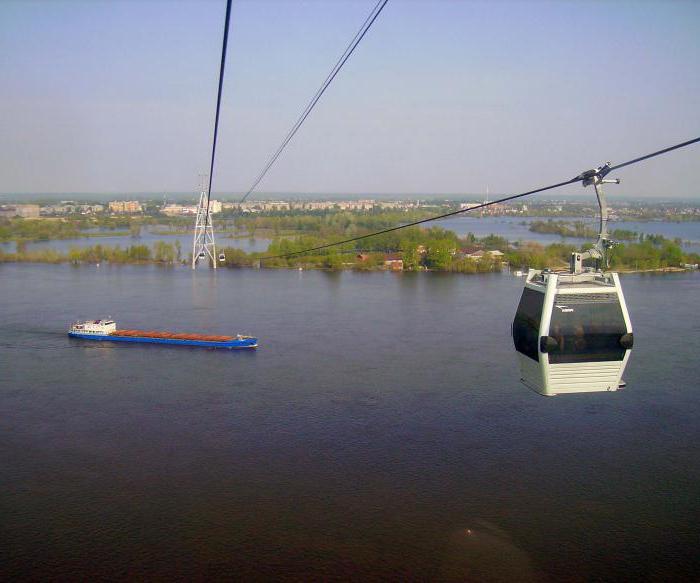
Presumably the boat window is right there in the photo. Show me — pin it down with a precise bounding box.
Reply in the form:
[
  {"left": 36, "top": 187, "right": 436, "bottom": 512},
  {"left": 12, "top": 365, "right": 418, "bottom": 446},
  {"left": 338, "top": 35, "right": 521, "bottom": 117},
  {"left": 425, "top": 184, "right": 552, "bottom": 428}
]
[
  {"left": 513, "top": 287, "right": 544, "bottom": 361},
  {"left": 547, "top": 293, "right": 627, "bottom": 363}
]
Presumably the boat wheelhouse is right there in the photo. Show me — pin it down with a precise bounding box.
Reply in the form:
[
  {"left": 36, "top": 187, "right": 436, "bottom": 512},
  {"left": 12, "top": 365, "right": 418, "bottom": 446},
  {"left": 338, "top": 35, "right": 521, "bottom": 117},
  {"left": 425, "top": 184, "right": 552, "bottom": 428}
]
[{"left": 69, "top": 319, "right": 117, "bottom": 335}]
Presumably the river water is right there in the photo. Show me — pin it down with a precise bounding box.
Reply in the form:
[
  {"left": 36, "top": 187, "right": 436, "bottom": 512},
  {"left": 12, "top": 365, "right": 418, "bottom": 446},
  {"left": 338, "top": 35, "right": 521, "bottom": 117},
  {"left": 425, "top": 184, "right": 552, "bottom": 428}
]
[{"left": 2, "top": 264, "right": 699, "bottom": 581}]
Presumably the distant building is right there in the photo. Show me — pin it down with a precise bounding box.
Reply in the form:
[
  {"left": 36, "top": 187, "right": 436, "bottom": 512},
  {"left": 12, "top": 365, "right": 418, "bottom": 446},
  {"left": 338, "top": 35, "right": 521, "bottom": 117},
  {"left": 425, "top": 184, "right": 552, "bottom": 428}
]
[
  {"left": 161, "top": 204, "right": 197, "bottom": 216},
  {"left": 161, "top": 201, "right": 220, "bottom": 216},
  {"left": 462, "top": 249, "right": 504, "bottom": 262},
  {"left": 79, "top": 204, "right": 104, "bottom": 214},
  {"left": 0, "top": 204, "right": 40, "bottom": 218},
  {"left": 41, "top": 204, "right": 72, "bottom": 215},
  {"left": 211, "top": 199, "right": 424, "bottom": 214},
  {"left": 384, "top": 254, "right": 404, "bottom": 271},
  {"left": 109, "top": 200, "right": 142, "bottom": 213},
  {"left": 459, "top": 246, "right": 481, "bottom": 256},
  {"left": 303, "top": 201, "right": 335, "bottom": 211},
  {"left": 223, "top": 201, "right": 250, "bottom": 212},
  {"left": 482, "top": 203, "right": 506, "bottom": 216},
  {"left": 40, "top": 203, "right": 103, "bottom": 215},
  {"left": 254, "top": 201, "right": 289, "bottom": 212},
  {"left": 337, "top": 199, "right": 375, "bottom": 211},
  {"left": 465, "top": 250, "right": 485, "bottom": 261}
]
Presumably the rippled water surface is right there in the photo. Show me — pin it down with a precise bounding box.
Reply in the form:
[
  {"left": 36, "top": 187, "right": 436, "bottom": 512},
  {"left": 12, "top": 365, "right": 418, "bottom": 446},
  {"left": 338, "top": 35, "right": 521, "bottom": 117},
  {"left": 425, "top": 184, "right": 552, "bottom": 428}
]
[{"left": 2, "top": 264, "right": 699, "bottom": 580}]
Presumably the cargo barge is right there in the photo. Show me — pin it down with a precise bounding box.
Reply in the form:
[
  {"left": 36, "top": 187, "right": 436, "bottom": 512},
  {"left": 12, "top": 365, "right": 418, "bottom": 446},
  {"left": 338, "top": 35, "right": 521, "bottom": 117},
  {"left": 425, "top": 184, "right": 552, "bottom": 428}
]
[{"left": 68, "top": 319, "right": 257, "bottom": 349}]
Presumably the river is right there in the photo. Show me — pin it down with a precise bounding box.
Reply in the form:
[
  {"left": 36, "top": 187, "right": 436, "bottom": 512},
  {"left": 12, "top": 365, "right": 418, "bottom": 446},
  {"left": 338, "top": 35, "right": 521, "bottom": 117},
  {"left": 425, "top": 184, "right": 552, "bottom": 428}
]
[{"left": 1, "top": 264, "right": 699, "bottom": 580}]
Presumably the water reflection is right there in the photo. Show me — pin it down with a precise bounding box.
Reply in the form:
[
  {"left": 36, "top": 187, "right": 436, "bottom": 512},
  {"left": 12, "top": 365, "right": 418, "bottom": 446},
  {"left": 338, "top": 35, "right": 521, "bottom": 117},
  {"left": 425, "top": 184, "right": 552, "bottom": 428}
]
[
  {"left": 191, "top": 268, "right": 219, "bottom": 316},
  {"left": 439, "top": 522, "right": 540, "bottom": 582}
]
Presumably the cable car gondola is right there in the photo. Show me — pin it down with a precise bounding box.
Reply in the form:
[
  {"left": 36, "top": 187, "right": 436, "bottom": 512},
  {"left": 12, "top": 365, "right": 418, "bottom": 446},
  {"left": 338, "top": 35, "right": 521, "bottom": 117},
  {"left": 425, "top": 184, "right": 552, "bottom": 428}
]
[
  {"left": 218, "top": 253, "right": 226, "bottom": 262},
  {"left": 512, "top": 164, "right": 633, "bottom": 396}
]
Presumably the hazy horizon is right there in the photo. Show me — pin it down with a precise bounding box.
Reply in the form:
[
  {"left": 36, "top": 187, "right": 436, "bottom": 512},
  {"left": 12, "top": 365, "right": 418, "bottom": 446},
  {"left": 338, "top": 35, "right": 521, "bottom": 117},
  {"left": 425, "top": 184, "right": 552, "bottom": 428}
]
[
  {"left": 2, "top": 0, "right": 699, "bottom": 198},
  {"left": 2, "top": 191, "right": 698, "bottom": 205}
]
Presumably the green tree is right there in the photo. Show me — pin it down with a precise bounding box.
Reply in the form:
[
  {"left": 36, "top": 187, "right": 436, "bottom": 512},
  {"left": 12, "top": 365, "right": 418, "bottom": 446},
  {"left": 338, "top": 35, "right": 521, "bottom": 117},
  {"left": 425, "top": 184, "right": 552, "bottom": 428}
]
[
  {"left": 220, "top": 247, "right": 251, "bottom": 267},
  {"left": 128, "top": 244, "right": 151, "bottom": 261},
  {"left": 425, "top": 241, "right": 453, "bottom": 270},
  {"left": 323, "top": 249, "right": 343, "bottom": 269},
  {"left": 154, "top": 241, "right": 175, "bottom": 263},
  {"left": 402, "top": 246, "right": 421, "bottom": 270}
]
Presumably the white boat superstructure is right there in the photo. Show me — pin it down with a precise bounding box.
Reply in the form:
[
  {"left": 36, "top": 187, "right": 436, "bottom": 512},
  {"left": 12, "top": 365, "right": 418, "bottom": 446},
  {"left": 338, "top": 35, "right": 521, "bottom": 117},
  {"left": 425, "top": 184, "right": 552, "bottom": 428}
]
[{"left": 69, "top": 319, "right": 116, "bottom": 335}]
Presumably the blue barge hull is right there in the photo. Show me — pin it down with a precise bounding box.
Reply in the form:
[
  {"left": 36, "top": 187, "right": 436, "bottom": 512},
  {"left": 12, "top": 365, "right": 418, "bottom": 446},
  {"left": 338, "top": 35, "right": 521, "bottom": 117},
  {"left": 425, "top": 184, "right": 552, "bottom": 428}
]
[{"left": 68, "top": 332, "right": 257, "bottom": 349}]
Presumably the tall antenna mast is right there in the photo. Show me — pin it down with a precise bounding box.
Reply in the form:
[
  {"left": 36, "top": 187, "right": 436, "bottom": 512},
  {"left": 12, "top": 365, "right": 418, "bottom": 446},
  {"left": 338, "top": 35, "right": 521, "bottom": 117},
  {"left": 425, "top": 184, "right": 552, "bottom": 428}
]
[{"left": 192, "top": 174, "right": 217, "bottom": 269}]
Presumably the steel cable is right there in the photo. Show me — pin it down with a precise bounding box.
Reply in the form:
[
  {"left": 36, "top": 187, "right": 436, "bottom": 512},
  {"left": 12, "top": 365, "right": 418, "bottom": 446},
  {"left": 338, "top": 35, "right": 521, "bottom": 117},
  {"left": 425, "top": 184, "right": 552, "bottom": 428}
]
[
  {"left": 204, "top": 0, "right": 233, "bottom": 221},
  {"left": 240, "top": 0, "right": 389, "bottom": 203},
  {"left": 261, "top": 136, "right": 700, "bottom": 261}
]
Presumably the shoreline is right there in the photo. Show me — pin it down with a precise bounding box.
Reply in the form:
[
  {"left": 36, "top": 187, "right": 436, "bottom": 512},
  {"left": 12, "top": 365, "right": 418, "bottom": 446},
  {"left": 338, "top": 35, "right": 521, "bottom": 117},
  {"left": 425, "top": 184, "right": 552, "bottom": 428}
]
[{"left": 0, "top": 258, "right": 696, "bottom": 275}]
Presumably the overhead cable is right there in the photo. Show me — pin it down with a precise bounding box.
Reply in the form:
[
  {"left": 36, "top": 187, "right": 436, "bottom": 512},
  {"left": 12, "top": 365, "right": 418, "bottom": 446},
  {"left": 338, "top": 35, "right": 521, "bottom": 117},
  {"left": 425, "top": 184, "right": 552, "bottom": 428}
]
[
  {"left": 205, "top": 0, "right": 233, "bottom": 220},
  {"left": 240, "top": 0, "right": 389, "bottom": 203},
  {"left": 609, "top": 136, "right": 700, "bottom": 172},
  {"left": 261, "top": 135, "right": 700, "bottom": 261}
]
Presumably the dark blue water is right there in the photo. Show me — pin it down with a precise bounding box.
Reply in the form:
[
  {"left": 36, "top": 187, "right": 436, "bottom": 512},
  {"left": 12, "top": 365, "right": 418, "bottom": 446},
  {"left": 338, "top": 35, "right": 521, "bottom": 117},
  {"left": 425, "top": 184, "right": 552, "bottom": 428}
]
[{"left": 1, "top": 264, "right": 699, "bottom": 580}]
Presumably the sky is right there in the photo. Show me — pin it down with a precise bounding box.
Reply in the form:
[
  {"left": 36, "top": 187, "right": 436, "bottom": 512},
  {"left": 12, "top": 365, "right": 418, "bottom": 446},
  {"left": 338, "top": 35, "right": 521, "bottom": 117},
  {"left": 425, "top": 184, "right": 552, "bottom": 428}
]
[{"left": 1, "top": 0, "right": 699, "bottom": 199}]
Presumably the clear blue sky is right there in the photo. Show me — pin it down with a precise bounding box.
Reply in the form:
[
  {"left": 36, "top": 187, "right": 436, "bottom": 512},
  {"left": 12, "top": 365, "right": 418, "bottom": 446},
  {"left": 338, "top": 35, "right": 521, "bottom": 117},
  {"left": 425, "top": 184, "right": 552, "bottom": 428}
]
[{"left": 1, "top": 0, "right": 699, "bottom": 198}]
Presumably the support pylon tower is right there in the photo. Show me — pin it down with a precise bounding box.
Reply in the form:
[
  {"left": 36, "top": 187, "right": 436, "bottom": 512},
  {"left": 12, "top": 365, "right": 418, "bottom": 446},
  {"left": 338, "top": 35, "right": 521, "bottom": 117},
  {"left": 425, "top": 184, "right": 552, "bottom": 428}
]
[{"left": 192, "top": 174, "right": 217, "bottom": 269}]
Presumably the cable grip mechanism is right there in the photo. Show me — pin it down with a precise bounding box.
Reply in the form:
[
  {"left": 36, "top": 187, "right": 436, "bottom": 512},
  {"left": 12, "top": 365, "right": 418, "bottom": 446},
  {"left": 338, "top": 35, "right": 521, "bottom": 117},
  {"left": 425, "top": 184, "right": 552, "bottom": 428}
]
[{"left": 570, "top": 162, "right": 621, "bottom": 273}]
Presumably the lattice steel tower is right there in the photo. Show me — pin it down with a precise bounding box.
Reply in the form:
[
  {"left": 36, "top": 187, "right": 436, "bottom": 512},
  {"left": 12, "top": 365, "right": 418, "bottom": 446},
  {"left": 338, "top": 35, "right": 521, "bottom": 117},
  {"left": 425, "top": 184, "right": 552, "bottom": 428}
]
[{"left": 192, "top": 174, "right": 217, "bottom": 269}]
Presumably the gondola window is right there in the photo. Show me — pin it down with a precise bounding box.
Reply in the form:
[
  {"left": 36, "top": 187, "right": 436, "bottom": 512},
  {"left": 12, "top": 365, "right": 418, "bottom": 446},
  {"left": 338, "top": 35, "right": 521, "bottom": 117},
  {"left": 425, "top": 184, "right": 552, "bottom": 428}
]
[
  {"left": 513, "top": 288, "right": 544, "bottom": 361},
  {"left": 547, "top": 294, "right": 627, "bottom": 363}
]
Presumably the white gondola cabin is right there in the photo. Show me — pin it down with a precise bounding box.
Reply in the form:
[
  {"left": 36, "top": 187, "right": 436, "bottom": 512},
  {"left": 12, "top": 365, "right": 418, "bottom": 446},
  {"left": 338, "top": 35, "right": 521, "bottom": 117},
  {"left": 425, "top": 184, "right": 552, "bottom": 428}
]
[
  {"left": 512, "top": 162, "right": 634, "bottom": 396},
  {"left": 513, "top": 269, "right": 633, "bottom": 396}
]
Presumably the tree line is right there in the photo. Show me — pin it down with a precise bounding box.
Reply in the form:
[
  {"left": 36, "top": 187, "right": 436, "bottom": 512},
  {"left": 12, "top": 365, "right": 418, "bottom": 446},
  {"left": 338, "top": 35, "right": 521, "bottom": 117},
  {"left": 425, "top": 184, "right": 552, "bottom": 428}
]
[{"left": 1, "top": 213, "right": 697, "bottom": 273}]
